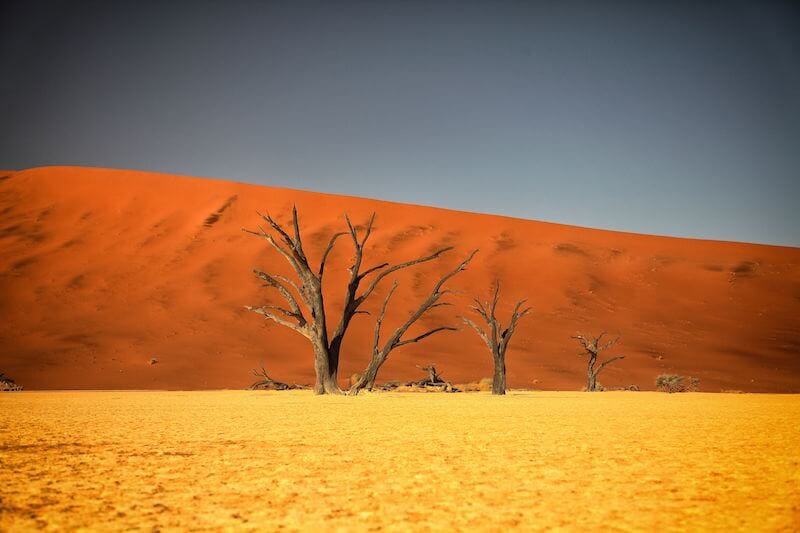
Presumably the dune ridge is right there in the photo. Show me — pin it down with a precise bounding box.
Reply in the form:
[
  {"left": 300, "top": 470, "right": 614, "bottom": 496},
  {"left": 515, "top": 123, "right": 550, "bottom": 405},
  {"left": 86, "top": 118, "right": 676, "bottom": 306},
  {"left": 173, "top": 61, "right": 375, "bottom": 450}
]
[{"left": 0, "top": 166, "right": 798, "bottom": 391}]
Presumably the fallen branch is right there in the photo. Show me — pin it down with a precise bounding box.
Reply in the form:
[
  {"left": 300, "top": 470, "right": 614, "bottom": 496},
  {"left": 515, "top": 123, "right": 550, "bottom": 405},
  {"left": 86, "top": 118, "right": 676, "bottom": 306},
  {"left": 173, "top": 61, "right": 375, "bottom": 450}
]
[{"left": 249, "top": 366, "right": 309, "bottom": 391}]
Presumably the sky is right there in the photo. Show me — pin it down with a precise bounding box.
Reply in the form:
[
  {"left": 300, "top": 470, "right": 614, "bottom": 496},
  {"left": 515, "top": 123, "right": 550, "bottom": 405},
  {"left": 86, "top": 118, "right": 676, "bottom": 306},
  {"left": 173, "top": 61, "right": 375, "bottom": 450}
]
[{"left": 2, "top": 1, "right": 799, "bottom": 246}]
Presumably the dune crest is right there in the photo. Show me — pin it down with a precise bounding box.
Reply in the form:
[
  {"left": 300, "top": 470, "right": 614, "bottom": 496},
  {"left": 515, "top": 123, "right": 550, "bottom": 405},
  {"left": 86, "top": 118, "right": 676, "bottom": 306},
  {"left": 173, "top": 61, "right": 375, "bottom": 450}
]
[{"left": 1, "top": 166, "right": 798, "bottom": 391}]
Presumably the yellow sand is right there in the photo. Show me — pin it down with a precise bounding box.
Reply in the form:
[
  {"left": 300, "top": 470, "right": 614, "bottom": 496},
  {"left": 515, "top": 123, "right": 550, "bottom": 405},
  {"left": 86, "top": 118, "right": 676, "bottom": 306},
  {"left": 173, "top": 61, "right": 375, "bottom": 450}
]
[{"left": 1, "top": 391, "right": 798, "bottom": 531}]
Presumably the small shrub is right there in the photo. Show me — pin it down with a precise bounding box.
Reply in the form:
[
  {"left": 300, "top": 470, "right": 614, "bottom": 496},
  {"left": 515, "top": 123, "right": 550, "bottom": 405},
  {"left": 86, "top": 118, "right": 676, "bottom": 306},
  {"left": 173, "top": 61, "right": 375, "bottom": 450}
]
[
  {"left": 656, "top": 374, "right": 682, "bottom": 392},
  {"left": 0, "top": 372, "right": 23, "bottom": 392},
  {"left": 656, "top": 374, "right": 699, "bottom": 393}
]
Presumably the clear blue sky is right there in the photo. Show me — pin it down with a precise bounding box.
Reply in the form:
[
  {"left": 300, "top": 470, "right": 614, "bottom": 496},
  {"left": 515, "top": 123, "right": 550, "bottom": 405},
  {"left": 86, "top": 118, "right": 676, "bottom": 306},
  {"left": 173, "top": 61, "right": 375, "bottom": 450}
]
[{"left": 2, "top": 1, "right": 799, "bottom": 246}]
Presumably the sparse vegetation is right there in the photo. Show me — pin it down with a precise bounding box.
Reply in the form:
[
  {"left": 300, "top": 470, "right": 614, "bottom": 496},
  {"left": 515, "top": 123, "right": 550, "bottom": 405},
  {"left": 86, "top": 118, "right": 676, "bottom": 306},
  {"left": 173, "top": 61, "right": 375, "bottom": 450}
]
[
  {"left": 0, "top": 372, "right": 23, "bottom": 391},
  {"left": 656, "top": 374, "right": 700, "bottom": 393},
  {"left": 352, "top": 365, "right": 459, "bottom": 392}
]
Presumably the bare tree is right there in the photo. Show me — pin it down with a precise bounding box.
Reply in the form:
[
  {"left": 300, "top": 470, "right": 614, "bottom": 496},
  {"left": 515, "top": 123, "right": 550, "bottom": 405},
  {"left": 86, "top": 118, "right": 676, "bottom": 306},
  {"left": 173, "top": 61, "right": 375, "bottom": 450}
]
[
  {"left": 244, "top": 207, "right": 451, "bottom": 394},
  {"left": 349, "top": 250, "right": 477, "bottom": 394},
  {"left": 571, "top": 333, "right": 625, "bottom": 392},
  {"left": 461, "top": 282, "right": 531, "bottom": 395},
  {"left": 417, "top": 364, "right": 446, "bottom": 386}
]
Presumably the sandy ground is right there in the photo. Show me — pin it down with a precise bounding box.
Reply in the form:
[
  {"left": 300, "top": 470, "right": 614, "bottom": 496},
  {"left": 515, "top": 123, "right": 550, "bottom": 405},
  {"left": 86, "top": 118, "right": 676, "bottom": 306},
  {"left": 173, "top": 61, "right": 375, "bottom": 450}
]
[{"left": 1, "top": 391, "right": 798, "bottom": 531}]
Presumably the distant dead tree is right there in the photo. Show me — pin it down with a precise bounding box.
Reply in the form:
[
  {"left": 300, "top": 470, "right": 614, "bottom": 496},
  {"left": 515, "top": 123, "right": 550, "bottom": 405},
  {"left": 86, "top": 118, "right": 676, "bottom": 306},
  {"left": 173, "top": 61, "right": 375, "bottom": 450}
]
[
  {"left": 571, "top": 332, "right": 625, "bottom": 392},
  {"left": 243, "top": 207, "right": 452, "bottom": 395},
  {"left": 460, "top": 282, "right": 531, "bottom": 395},
  {"left": 417, "top": 364, "right": 446, "bottom": 386},
  {"left": 348, "top": 250, "right": 477, "bottom": 394}
]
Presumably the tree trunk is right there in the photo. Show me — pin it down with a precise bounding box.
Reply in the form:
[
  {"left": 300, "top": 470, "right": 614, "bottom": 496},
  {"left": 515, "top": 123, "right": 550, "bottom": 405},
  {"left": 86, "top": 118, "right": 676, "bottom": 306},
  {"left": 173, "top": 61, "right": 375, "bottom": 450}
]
[
  {"left": 328, "top": 336, "right": 345, "bottom": 386},
  {"left": 311, "top": 339, "right": 342, "bottom": 394},
  {"left": 348, "top": 356, "right": 381, "bottom": 394},
  {"left": 585, "top": 353, "right": 597, "bottom": 391},
  {"left": 587, "top": 372, "right": 597, "bottom": 392},
  {"left": 426, "top": 366, "right": 437, "bottom": 384},
  {"left": 359, "top": 362, "right": 380, "bottom": 392},
  {"left": 319, "top": 372, "right": 341, "bottom": 395},
  {"left": 492, "top": 355, "right": 507, "bottom": 395}
]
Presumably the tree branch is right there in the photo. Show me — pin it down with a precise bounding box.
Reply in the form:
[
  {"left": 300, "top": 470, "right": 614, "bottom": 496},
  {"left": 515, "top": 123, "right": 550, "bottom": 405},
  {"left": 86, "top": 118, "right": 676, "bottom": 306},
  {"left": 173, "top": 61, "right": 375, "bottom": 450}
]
[
  {"left": 258, "top": 211, "right": 311, "bottom": 278},
  {"left": 319, "top": 232, "right": 348, "bottom": 278},
  {"left": 600, "top": 336, "right": 620, "bottom": 351},
  {"left": 358, "top": 262, "right": 389, "bottom": 280},
  {"left": 353, "top": 251, "right": 476, "bottom": 392},
  {"left": 357, "top": 247, "right": 455, "bottom": 305},
  {"left": 371, "top": 281, "right": 399, "bottom": 356},
  {"left": 596, "top": 355, "right": 625, "bottom": 374},
  {"left": 245, "top": 306, "right": 311, "bottom": 339},
  {"left": 244, "top": 226, "right": 306, "bottom": 281},
  {"left": 471, "top": 299, "right": 491, "bottom": 323},
  {"left": 461, "top": 316, "right": 492, "bottom": 349},
  {"left": 253, "top": 269, "right": 306, "bottom": 325},
  {"left": 394, "top": 326, "right": 458, "bottom": 348},
  {"left": 290, "top": 205, "right": 307, "bottom": 261}
]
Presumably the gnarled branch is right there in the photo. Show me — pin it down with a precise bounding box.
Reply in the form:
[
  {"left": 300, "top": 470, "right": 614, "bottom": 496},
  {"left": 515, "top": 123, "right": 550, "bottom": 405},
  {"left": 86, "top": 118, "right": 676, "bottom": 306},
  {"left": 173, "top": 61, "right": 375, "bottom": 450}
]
[{"left": 245, "top": 305, "right": 311, "bottom": 339}]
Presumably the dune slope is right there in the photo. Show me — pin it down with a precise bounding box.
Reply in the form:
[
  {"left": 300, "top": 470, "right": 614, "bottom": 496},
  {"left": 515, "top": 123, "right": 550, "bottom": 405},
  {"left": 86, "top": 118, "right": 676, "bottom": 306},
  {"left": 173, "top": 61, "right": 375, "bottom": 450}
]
[{"left": 0, "top": 166, "right": 798, "bottom": 391}]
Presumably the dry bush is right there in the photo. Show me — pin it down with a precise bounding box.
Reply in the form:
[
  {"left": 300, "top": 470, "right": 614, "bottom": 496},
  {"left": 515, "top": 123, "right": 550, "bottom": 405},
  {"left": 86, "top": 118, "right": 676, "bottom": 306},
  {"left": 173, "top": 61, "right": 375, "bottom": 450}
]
[
  {"left": 656, "top": 374, "right": 700, "bottom": 393},
  {"left": 0, "top": 372, "right": 22, "bottom": 392}
]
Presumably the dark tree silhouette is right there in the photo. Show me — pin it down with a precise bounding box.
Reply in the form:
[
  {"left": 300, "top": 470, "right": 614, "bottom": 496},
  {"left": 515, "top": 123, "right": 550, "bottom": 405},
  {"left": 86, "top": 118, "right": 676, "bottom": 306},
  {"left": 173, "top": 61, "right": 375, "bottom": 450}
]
[
  {"left": 571, "top": 333, "right": 625, "bottom": 392},
  {"left": 461, "top": 282, "right": 531, "bottom": 395},
  {"left": 349, "top": 250, "right": 477, "bottom": 394},
  {"left": 243, "top": 207, "right": 451, "bottom": 395}
]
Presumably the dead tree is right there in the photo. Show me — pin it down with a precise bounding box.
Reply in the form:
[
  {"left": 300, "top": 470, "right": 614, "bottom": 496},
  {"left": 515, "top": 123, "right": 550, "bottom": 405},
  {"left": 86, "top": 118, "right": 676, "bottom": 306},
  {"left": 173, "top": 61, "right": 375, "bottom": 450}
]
[
  {"left": 348, "top": 250, "right": 477, "bottom": 394},
  {"left": 414, "top": 365, "right": 457, "bottom": 390},
  {"left": 244, "top": 207, "right": 451, "bottom": 395},
  {"left": 461, "top": 282, "right": 531, "bottom": 395},
  {"left": 572, "top": 332, "right": 625, "bottom": 392},
  {"left": 417, "top": 364, "right": 445, "bottom": 386},
  {"left": 249, "top": 366, "right": 308, "bottom": 390}
]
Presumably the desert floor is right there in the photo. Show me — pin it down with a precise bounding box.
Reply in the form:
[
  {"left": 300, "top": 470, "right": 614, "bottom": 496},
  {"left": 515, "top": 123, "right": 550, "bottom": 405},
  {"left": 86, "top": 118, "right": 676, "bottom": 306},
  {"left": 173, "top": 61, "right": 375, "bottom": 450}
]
[{"left": 1, "top": 391, "right": 799, "bottom": 531}]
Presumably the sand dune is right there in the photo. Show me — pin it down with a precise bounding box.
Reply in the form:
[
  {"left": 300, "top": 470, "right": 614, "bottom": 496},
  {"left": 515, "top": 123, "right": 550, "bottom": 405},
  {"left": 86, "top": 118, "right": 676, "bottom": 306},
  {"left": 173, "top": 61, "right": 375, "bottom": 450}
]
[{"left": 0, "top": 166, "right": 798, "bottom": 391}]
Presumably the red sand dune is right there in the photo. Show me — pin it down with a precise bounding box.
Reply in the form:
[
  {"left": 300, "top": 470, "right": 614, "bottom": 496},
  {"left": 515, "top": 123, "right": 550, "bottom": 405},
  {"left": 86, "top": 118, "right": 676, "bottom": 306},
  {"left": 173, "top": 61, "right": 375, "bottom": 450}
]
[{"left": 1, "top": 166, "right": 798, "bottom": 392}]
